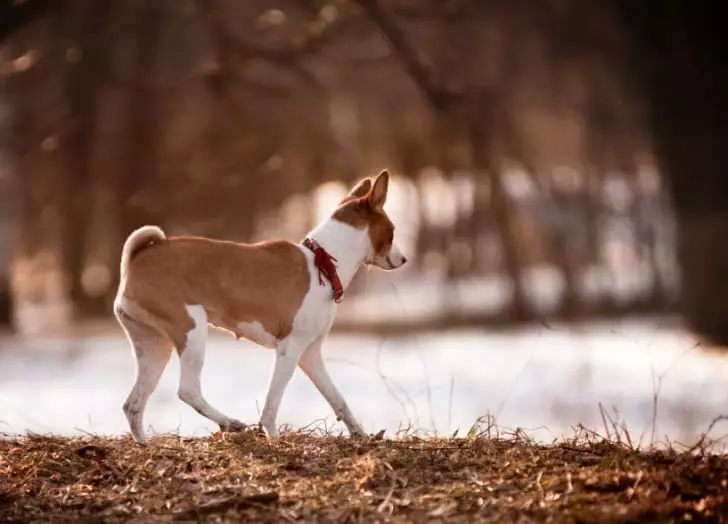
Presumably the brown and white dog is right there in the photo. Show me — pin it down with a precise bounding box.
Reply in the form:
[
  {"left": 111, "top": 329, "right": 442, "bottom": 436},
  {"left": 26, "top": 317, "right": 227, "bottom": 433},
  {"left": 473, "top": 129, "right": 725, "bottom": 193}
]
[{"left": 114, "top": 170, "right": 407, "bottom": 444}]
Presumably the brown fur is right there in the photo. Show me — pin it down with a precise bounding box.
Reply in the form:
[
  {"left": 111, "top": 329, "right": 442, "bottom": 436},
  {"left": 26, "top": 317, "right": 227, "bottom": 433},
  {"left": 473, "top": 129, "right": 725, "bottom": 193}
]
[
  {"left": 120, "top": 237, "right": 309, "bottom": 350},
  {"left": 119, "top": 170, "right": 394, "bottom": 351},
  {"left": 115, "top": 171, "right": 404, "bottom": 444}
]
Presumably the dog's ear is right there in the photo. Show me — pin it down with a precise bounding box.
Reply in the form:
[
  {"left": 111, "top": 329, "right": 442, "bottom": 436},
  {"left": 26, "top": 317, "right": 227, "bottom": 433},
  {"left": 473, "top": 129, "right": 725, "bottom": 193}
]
[
  {"left": 341, "top": 178, "right": 372, "bottom": 203},
  {"left": 368, "top": 170, "right": 389, "bottom": 210}
]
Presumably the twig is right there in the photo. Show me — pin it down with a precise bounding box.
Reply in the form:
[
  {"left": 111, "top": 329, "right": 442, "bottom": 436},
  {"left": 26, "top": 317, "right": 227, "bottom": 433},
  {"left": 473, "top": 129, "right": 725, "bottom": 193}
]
[
  {"left": 329, "top": 347, "right": 420, "bottom": 426},
  {"left": 687, "top": 415, "right": 728, "bottom": 454},
  {"left": 396, "top": 445, "right": 465, "bottom": 451},
  {"left": 556, "top": 444, "right": 604, "bottom": 457},
  {"left": 495, "top": 346, "right": 537, "bottom": 421},
  {"left": 72, "top": 427, "right": 97, "bottom": 438},
  {"left": 645, "top": 342, "right": 699, "bottom": 447},
  {"left": 376, "top": 474, "right": 397, "bottom": 513},
  {"left": 622, "top": 421, "right": 634, "bottom": 450},
  {"left": 171, "top": 492, "right": 279, "bottom": 521},
  {"left": 375, "top": 337, "right": 420, "bottom": 425},
  {"left": 598, "top": 402, "right": 612, "bottom": 442},
  {"left": 575, "top": 423, "right": 607, "bottom": 443},
  {"left": 383, "top": 277, "right": 436, "bottom": 434},
  {"left": 534, "top": 470, "right": 544, "bottom": 501},
  {"left": 565, "top": 471, "right": 573, "bottom": 494},
  {"left": 447, "top": 375, "right": 454, "bottom": 434}
]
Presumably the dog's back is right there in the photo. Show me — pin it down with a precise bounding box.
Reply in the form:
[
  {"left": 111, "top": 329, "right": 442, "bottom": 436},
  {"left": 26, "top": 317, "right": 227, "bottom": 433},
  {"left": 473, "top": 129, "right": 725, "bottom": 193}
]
[{"left": 119, "top": 236, "right": 310, "bottom": 349}]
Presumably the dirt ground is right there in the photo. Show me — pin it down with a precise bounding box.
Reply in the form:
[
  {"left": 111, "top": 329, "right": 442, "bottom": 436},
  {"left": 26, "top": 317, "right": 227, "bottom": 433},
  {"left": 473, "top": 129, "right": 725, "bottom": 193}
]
[{"left": 1, "top": 428, "right": 727, "bottom": 523}]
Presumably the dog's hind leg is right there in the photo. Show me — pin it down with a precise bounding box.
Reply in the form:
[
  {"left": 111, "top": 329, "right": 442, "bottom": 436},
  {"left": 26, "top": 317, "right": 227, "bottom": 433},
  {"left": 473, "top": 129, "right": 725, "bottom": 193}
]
[
  {"left": 117, "top": 310, "right": 173, "bottom": 445},
  {"left": 176, "top": 305, "right": 245, "bottom": 431}
]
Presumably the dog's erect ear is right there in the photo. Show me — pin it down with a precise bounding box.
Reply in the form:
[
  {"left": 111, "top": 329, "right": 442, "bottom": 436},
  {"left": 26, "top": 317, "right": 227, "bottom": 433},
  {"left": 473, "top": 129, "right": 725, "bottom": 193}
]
[
  {"left": 368, "top": 170, "right": 389, "bottom": 210},
  {"left": 341, "top": 178, "right": 372, "bottom": 203}
]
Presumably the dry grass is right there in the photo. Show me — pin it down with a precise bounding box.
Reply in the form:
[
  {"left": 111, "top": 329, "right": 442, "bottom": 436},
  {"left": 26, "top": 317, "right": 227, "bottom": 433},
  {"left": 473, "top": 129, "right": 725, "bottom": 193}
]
[{"left": 1, "top": 425, "right": 727, "bottom": 523}]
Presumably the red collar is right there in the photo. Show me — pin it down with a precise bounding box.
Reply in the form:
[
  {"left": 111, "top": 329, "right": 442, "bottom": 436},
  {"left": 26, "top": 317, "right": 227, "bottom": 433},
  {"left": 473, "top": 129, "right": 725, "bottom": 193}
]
[{"left": 302, "top": 238, "right": 344, "bottom": 303}]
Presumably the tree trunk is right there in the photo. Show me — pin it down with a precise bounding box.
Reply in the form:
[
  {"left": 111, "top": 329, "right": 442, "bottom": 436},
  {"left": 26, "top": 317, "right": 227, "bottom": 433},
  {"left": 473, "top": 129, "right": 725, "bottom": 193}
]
[
  {"left": 2, "top": 15, "right": 53, "bottom": 329},
  {"left": 105, "top": 1, "right": 165, "bottom": 310},
  {"left": 467, "top": 99, "right": 530, "bottom": 322},
  {"left": 0, "top": 183, "right": 11, "bottom": 328},
  {"left": 59, "top": 0, "right": 112, "bottom": 319},
  {"left": 547, "top": 186, "right": 581, "bottom": 319},
  {"left": 612, "top": 1, "right": 728, "bottom": 342}
]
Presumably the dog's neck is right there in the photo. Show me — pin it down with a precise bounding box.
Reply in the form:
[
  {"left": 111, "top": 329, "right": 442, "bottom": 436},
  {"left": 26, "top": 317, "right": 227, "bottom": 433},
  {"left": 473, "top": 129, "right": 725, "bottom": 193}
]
[{"left": 304, "top": 217, "right": 370, "bottom": 291}]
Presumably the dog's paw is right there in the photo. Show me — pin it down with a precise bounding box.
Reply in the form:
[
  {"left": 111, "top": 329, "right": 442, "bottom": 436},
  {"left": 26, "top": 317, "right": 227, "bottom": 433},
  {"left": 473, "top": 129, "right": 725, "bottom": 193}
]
[
  {"left": 371, "top": 429, "right": 386, "bottom": 440},
  {"left": 256, "top": 423, "right": 279, "bottom": 439},
  {"left": 219, "top": 420, "right": 248, "bottom": 433},
  {"left": 127, "top": 432, "right": 148, "bottom": 446},
  {"left": 348, "top": 427, "right": 368, "bottom": 439}
]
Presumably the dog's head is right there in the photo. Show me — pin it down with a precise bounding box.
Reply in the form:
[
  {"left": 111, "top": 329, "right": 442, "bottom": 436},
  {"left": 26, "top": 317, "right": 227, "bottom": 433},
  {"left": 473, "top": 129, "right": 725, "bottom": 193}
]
[{"left": 333, "top": 170, "right": 407, "bottom": 271}]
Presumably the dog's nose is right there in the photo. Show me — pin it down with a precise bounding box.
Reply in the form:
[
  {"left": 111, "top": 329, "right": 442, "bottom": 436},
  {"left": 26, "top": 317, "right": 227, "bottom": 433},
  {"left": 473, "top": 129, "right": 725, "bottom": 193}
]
[{"left": 402, "top": 256, "right": 407, "bottom": 265}]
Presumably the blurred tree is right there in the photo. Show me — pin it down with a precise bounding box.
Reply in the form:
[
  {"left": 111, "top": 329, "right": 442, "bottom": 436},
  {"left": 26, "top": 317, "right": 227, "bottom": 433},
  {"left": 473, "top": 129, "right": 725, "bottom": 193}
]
[
  {"left": 0, "top": 0, "right": 682, "bottom": 332},
  {"left": 0, "top": 0, "right": 51, "bottom": 46},
  {"left": 352, "top": 0, "right": 651, "bottom": 322},
  {"left": 4, "top": 6, "right": 66, "bottom": 315},
  {"left": 354, "top": 0, "right": 532, "bottom": 320},
  {"left": 0, "top": 174, "right": 10, "bottom": 327},
  {"left": 613, "top": 1, "right": 728, "bottom": 343},
  {"left": 58, "top": 0, "right": 113, "bottom": 318},
  {"left": 104, "top": 0, "right": 166, "bottom": 311}
]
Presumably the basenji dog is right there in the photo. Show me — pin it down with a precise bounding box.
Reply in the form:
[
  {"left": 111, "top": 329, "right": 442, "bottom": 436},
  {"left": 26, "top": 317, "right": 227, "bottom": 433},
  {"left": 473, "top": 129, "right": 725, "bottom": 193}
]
[{"left": 114, "top": 170, "right": 407, "bottom": 444}]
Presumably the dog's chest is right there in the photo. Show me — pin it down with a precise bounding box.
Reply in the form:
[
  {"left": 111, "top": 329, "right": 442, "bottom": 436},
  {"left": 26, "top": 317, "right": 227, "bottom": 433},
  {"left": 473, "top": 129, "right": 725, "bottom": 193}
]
[
  {"left": 287, "top": 285, "right": 339, "bottom": 341},
  {"left": 207, "top": 310, "right": 282, "bottom": 349},
  {"left": 208, "top": 289, "right": 336, "bottom": 350}
]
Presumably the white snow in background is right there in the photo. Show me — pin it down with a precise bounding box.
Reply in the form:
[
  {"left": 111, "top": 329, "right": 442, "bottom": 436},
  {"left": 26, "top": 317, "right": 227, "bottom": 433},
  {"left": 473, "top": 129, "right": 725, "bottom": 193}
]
[{"left": 1, "top": 319, "right": 727, "bottom": 448}]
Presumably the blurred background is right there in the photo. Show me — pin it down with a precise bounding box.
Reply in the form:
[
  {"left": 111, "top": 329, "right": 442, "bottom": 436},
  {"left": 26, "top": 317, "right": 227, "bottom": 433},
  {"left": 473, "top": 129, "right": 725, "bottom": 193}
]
[{"left": 1, "top": 0, "right": 727, "bottom": 446}]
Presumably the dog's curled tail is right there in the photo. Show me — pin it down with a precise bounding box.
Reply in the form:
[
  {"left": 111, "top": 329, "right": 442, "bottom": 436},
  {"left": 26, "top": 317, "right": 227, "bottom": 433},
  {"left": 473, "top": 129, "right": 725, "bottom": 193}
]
[{"left": 120, "top": 225, "right": 166, "bottom": 278}]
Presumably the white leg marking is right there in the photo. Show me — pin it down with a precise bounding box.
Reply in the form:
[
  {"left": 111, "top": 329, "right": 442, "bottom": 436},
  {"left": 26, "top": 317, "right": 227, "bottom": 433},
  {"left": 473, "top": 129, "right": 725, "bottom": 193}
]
[
  {"left": 299, "top": 338, "right": 366, "bottom": 437},
  {"left": 118, "top": 313, "right": 172, "bottom": 445},
  {"left": 178, "top": 305, "right": 245, "bottom": 430},
  {"left": 259, "top": 341, "right": 307, "bottom": 438}
]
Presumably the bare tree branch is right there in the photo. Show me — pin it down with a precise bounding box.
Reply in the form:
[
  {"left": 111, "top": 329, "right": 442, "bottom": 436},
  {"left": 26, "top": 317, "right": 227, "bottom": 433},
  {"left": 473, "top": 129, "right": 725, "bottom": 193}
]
[
  {"left": 195, "top": 0, "right": 283, "bottom": 169},
  {"left": 352, "top": 0, "right": 445, "bottom": 107},
  {"left": 82, "top": 59, "right": 216, "bottom": 92},
  {"left": 228, "top": 23, "right": 345, "bottom": 63},
  {"left": 196, "top": 0, "right": 330, "bottom": 90},
  {"left": 352, "top": 0, "right": 496, "bottom": 109},
  {"left": 198, "top": 0, "right": 352, "bottom": 65}
]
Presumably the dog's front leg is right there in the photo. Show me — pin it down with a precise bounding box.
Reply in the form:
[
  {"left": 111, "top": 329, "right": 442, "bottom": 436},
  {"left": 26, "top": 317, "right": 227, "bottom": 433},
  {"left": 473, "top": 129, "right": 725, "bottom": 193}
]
[
  {"left": 259, "top": 345, "right": 302, "bottom": 438},
  {"left": 298, "top": 337, "right": 366, "bottom": 437}
]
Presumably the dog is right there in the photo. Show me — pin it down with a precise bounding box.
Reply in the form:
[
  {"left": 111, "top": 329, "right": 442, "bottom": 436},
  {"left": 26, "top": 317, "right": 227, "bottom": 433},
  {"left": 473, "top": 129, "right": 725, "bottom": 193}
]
[{"left": 114, "top": 170, "right": 407, "bottom": 444}]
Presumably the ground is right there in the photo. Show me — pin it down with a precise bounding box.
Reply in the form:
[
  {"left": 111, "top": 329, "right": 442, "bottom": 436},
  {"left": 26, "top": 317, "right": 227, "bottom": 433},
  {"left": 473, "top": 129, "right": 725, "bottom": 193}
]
[{"left": 1, "top": 428, "right": 727, "bottom": 523}]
